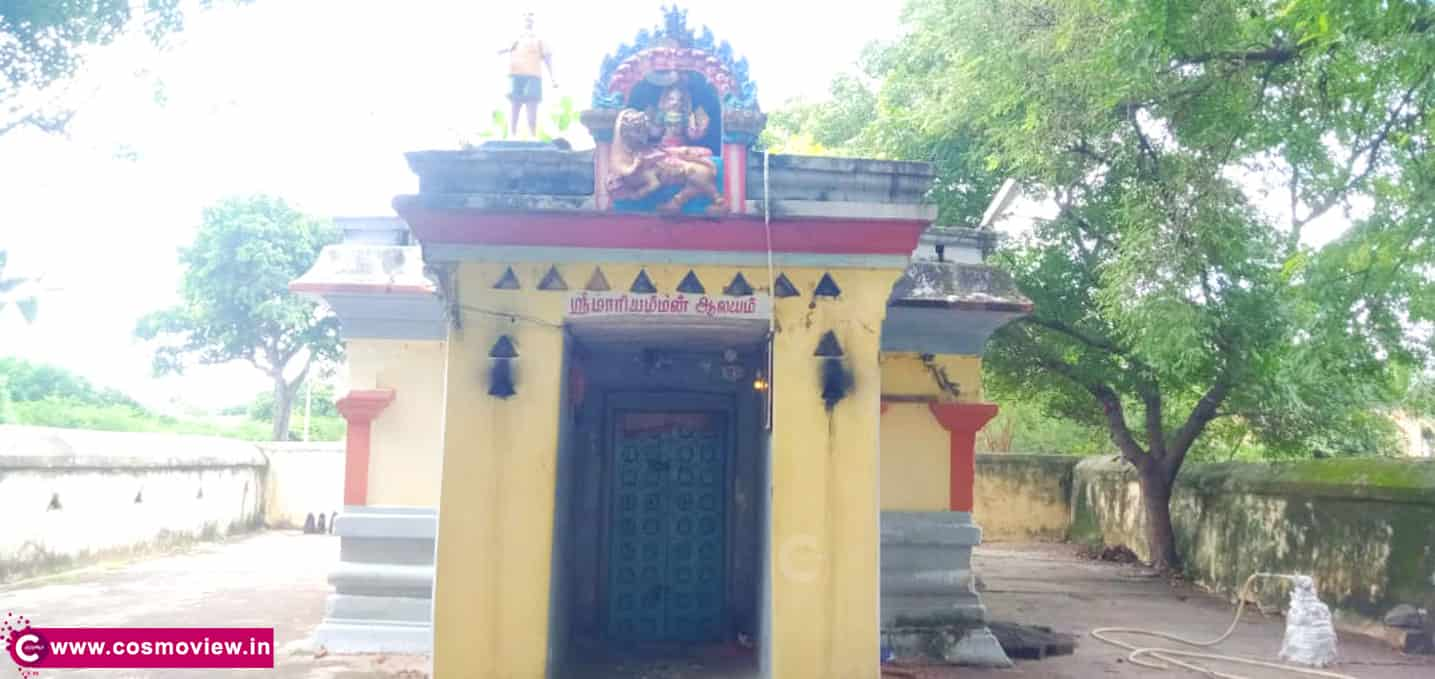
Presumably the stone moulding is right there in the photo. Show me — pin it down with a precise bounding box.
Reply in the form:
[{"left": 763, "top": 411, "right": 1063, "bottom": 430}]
[
  {"left": 311, "top": 507, "right": 437, "bottom": 654},
  {"left": 881, "top": 510, "right": 1013, "bottom": 667}
]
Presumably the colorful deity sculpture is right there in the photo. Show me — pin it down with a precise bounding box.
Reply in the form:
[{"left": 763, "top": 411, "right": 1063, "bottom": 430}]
[
  {"left": 581, "top": 7, "right": 766, "bottom": 216},
  {"left": 606, "top": 81, "right": 724, "bottom": 215}
]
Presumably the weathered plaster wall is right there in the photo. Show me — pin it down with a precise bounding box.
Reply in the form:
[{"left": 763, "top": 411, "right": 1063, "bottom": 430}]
[
  {"left": 431, "top": 260, "right": 569, "bottom": 679},
  {"left": 880, "top": 352, "right": 983, "bottom": 402},
  {"left": 877, "top": 352, "right": 985, "bottom": 513},
  {"left": 973, "top": 454, "right": 1077, "bottom": 541},
  {"left": 879, "top": 403, "right": 950, "bottom": 511},
  {"left": 258, "top": 442, "right": 344, "bottom": 529},
  {"left": 347, "top": 339, "right": 447, "bottom": 507},
  {"left": 0, "top": 426, "right": 267, "bottom": 584},
  {"left": 1071, "top": 456, "right": 1435, "bottom": 632},
  {"left": 968, "top": 453, "right": 1435, "bottom": 632},
  {"left": 768, "top": 265, "right": 894, "bottom": 679}
]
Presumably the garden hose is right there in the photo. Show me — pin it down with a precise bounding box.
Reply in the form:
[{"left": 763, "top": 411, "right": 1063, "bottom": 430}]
[{"left": 1092, "top": 572, "right": 1358, "bottom": 679}]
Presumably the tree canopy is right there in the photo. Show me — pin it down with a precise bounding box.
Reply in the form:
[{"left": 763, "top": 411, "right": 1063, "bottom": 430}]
[
  {"left": 0, "top": 356, "right": 141, "bottom": 408},
  {"left": 1, "top": 0, "right": 241, "bottom": 135},
  {"left": 136, "top": 195, "right": 341, "bottom": 440},
  {"left": 774, "top": 0, "right": 1435, "bottom": 570}
]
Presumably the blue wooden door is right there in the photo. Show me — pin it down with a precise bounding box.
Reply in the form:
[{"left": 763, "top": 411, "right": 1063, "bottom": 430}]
[{"left": 607, "top": 411, "right": 726, "bottom": 642}]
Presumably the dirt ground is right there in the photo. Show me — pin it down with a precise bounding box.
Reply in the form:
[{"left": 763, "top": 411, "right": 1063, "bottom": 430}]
[{"left": 1, "top": 533, "right": 1430, "bottom": 678}]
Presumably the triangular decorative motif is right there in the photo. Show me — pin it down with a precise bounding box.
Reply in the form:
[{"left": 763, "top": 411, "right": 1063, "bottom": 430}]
[
  {"left": 814, "top": 272, "right": 842, "bottom": 297},
  {"left": 538, "top": 266, "right": 568, "bottom": 291},
  {"left": 723, "top": 272, "right": 754, "bottom": 296},
  {"left": 489, "top": 335, "right": 519, "bottom": 358},
  {"left": 630, "top": 269, "right": 658, "bottom": 294},
  {"left": 773, "top": 273, "right": 800, "bottom": 298},
  {"left": 677, "top": 270, "right": 705, "bottom": 294},
  {"left": 585, "top": 267, "right": 611, "bottom": 291},
  {"left": 814, "top": 330, "right": 844, "bottom": 358},
  {"left": 494, "top": 267, "right": 521, "bottom": 290}
]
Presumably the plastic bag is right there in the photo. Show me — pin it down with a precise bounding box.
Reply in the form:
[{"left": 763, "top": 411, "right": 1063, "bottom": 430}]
[{"left": 1279, "top": 575, "right": 1339, "bottom": 667}]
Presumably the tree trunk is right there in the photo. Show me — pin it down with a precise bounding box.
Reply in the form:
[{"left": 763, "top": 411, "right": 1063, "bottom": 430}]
[
  {"left": 271, "top": 375, "right": 294, "bottom": 441},
  {"left": 1138, "top": 468, "right": 1181, "bottom": 573}
]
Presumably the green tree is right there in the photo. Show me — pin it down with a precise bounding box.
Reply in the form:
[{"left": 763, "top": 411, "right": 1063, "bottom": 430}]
[
  {"left": 0, "top": 357, "right": 141, "bottom": 408},
  {"left": 0, "top": 250, "right": 39, "bottom": 323},
  {"left": 788, "top": 0, "right": 1435, "bottom": 571},
  {"left": 136, "top": 195, "right": 342, "bottom": 441},
  {"left": 242, "top": 382, "right": 339, "bottom": 421},
  {"left": 1, "top": 1, "right": 242, "bottom": 136}
]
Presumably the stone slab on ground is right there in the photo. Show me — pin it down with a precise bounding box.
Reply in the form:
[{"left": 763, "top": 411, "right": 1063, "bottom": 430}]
[{"left": 988, "top": 621, "right": 1077, "bottom": 660}]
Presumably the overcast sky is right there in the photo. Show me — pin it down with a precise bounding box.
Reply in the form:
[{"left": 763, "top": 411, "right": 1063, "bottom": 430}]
[{"left": 0, "top": 1, "right": 902, "bottom": 411}]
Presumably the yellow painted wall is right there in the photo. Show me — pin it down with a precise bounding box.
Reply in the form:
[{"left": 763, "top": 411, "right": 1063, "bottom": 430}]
[
  {"left": 876, "top": 352, "right": 984, "bottom": 512},
  {"left": 427, "top": 260, "right": 899, "bottom": 678},
  {"left": 347, "top": 339, "right": 447, "bottom": 507},
  {"left": 879, "top": 403, "right": 950, "bottom": 511},
  {"left": 767, "top": 267, "right": 894, "bottom": 679},
  {"left": 431, "top": 261, "right": 569, "bottom": 679},
  {"left": 878, "top": 352, "right": 983, "bottom": 401}
]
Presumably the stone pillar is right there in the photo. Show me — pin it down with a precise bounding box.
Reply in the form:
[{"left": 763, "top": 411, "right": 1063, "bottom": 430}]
[
  {"left": 721, "top": 142, "right": 748, "bottom": 214},
  {"left": 881, "top": 402, "right": 1010, "bottom": 667},
  {"left": 721, "top": 109, "right": 765, "bottom": 216},
  {"left": 336, "top": 389, "right": 395, "bottom": 506},
  {"left": 580, "top": 109, "right": 618, "bottom": 210}
]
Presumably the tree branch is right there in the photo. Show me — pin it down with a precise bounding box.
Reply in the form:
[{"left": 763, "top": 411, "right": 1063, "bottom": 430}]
[
  {"left": 1176, "top": 45, "right": 1299, "bottom": 66},
  {"left": 1020, "top": 316, "right": 1123, "bottom": 358},
  {"left": 1166, "top": 379, "right": 1233, "bottom": 479},
  {"left": 1091, "top": 382, "right": 1150, "bottom": 468},
  {"left": 1295, "top": 68, "right": 1433, "bottom": 229},
  {"left": 1128, "top": 107, "right": 1162, "bottom": 174},
  {"left": 1031, "top": 353, "right": 1151, "bottom": 468}
]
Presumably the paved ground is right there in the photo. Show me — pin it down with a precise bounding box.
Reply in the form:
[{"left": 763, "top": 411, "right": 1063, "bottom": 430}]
[
  {"left": 0, "top": 531, "right": 426, "bottom": 678},
  {"left": 951, "top": 542, "right": 1435, "bottom": 679},
  {"left": 2, "top": 533, "right": 1431, "bottom": 678}
]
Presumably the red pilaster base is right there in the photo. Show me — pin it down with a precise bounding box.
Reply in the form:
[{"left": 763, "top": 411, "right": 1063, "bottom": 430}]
[
  {"left": 336, "top": 389, "right": 396, "bottom": 506},
  {"left": 928, "top": 402, "right": 999, "bottom": 512}
]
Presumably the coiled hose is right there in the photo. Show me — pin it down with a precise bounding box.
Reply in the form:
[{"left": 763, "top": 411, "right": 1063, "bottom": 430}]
[{"left": 1091, "top": 573, "right": 1358, "bottom": 679}]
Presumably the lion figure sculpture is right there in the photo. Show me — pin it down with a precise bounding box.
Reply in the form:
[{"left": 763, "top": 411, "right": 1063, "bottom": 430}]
[{"left": 607, "top": 108, "right": 726, "bottom": 215}]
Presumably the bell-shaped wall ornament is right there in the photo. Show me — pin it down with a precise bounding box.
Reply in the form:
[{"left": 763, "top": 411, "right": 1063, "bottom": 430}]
[
  {"left": 489, "top": 358, "right": 516, "bottom": 398},
  {"left": 488, "top": 335, "right": 519, "bottom": 398}
]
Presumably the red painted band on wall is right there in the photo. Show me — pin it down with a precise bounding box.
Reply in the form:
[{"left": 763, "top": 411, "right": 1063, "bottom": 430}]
[
  {"left": 336, "top": 389, "right": 396, "bottom": 506},
  {"left": 394, "top": 207, "right": 926, "bottom": 256}
]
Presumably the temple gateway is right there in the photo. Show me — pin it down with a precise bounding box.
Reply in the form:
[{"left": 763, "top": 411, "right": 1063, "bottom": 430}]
[{"left": 292, "top": 7, "right": 1030, "bottom": 677}]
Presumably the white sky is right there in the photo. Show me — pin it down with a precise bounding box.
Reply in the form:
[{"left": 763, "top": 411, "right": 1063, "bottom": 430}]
[{"left": 0, "top": 1, "right": 903, "bottom": 412}]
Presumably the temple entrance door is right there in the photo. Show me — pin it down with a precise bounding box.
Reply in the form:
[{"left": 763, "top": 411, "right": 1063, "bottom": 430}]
[{"left": 606, "top": 408, "right": 727, "bottom": 643}]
